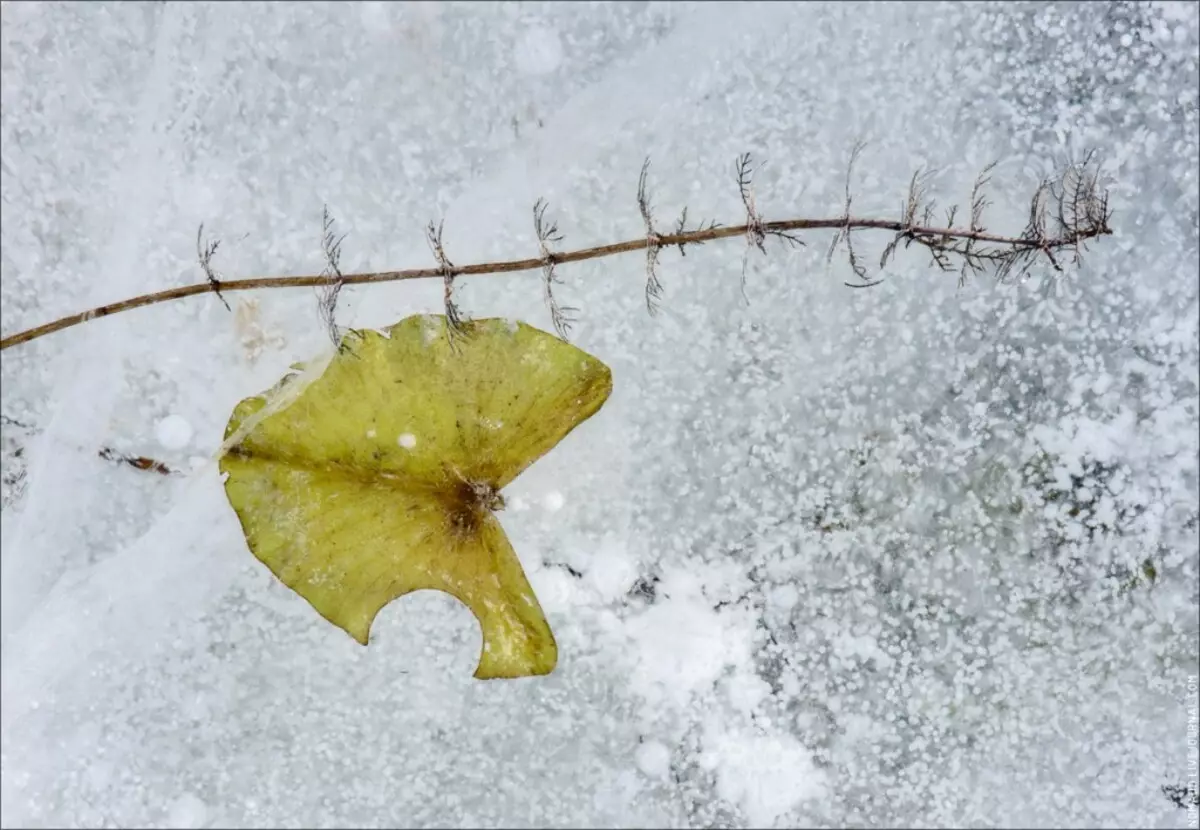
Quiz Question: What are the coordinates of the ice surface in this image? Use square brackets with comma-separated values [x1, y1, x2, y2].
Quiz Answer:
[512, 25, 564, 78]
[1, 2, 1198, 828]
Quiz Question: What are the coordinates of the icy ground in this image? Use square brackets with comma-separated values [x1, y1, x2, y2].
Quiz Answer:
[1, 2, 1198, 828]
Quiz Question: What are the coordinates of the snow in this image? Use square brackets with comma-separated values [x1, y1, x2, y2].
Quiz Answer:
[700, 722, 829, 827]
[1, 2, 1198, 828]
[165, 792, 209, 829]
[635, 739, 672, 781]
[154, 414, 194, 451]
[623, 567, 758, 712]
[583, 540, 640, 603]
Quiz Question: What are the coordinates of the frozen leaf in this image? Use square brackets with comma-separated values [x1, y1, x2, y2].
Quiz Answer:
[219, 314, 612, 678]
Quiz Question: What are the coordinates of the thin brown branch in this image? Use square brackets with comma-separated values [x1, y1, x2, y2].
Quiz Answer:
[0, 158, 1114, 351]
[0, 216, 1111, 350]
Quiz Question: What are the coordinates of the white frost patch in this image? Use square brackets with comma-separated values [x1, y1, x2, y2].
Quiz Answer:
[165, 792, 209, 829]
[513, 25, 563, 76]
[584, 540, 639, 603]
[527, 566, 580, 614]
[154, 414, 193, 450]
[1028, 410, 1136, 468]
[397, 433, 417, 449]
[541, 490, 565, 511]
[307, 567, 337, 587]
[831, 630, 893, 670]
[359, 0, 390, 34]
[508, 494, 530, 512]
[723, 671, 773, 718]
[624, 586, 754, 709]
[634, 739, 672, 781]
[481, 417, 504, 430]
[420, 317, 443, 345]
[700, 723, 827, 827]
[769, 582, 799, 612]
[520, 343, 552, 367]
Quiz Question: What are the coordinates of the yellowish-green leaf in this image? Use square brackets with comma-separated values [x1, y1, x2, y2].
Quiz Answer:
[219, 315, 612, 679]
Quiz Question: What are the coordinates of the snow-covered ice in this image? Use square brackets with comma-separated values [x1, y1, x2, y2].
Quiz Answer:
[1, 2, 1197, 828]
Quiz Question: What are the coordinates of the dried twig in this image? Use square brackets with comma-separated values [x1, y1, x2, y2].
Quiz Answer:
[873, 151, 1111, 290]
[0, 152, 1114, 351]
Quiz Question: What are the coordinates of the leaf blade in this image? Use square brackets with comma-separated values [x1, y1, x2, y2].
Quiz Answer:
[218, 314, 611, 678]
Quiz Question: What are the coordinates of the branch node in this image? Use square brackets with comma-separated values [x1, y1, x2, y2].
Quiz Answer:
[426, 219, 466, 345]
[828, 141, 871, 284]
[674, 207, 690, 256]
[735, 153, 769, 304]
[638, 157, 665, 316]
[533, 198, 576, 340]
[196, 223, 231, 312]
[317, 205, 348, 349]
[673, 207, 722, 257]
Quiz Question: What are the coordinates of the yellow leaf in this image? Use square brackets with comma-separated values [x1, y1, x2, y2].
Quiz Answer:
[219, 315, 612, 678]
